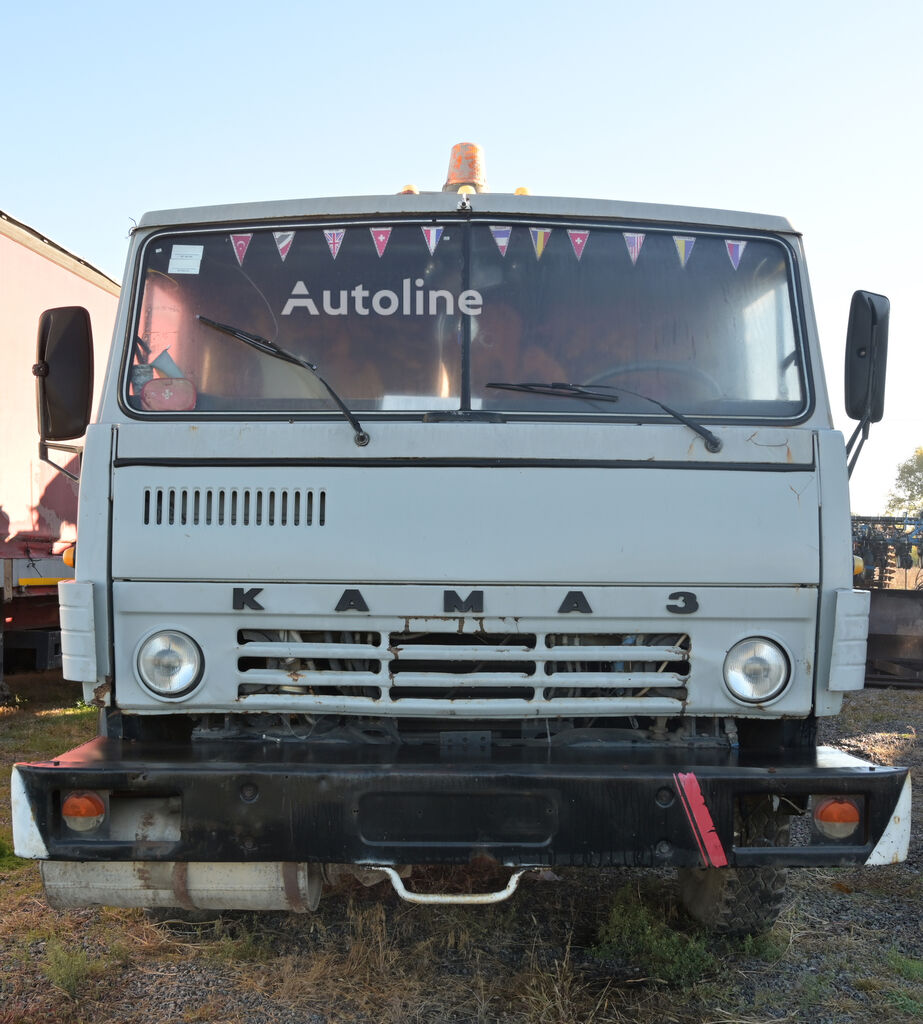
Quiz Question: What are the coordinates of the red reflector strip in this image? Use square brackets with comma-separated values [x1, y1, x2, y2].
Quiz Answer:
[674, 772, 729, 868]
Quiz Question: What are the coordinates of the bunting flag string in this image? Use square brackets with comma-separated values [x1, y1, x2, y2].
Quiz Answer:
[370, 227, 392, 257]
[623, 233, 645, 265]
[324, 229, 345, 260]
[422, 225, 444, 255]
[273, 231, 295, 261]
[725, 240, 747, 270]
[230, 234, 252, 266]
[490, 225, 512, 256]
[567, 229, 590, 261]
[673, 236, 695, 268]
[530, 227, 552, 259]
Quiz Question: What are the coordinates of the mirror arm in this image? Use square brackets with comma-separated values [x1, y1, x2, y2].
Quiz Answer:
[38, 441, 83, 482]
[846, 419, 870, 478]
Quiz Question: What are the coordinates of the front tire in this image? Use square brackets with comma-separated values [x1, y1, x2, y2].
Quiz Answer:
[678, 803, 789, 936]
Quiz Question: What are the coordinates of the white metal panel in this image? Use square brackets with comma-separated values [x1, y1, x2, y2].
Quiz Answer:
[57, 580, 97, 683]
[865, 775, 911, 865]
[112, 461, 820, 587]
[111, 581, 817, 716]
[827, 589, 870, 691]
[41, 861, 322, 911]
[11, 767, 49, 859]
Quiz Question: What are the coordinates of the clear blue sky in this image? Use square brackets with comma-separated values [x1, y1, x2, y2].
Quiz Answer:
[3, 0, 919, 512]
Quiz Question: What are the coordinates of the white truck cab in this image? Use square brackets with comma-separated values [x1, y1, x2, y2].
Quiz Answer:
[15, 145, 907, 934]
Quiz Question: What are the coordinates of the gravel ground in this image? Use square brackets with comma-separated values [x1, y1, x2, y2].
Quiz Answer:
[1, 682, 920, 1024]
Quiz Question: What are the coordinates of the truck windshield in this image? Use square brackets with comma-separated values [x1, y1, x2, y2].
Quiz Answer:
[126, 219, 805, 418]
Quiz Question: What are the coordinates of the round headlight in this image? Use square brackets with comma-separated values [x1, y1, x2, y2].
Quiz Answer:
[723, 638, 790, 704]
[137, 630, 203, 698]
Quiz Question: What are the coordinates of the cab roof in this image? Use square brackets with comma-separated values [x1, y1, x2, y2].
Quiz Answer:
[137, 191, 796, 236]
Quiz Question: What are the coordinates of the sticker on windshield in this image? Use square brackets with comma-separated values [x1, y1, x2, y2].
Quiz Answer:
[674, 236, 696, 267]
[530, 227, 551, 259]
[167, 244, 204, 275]
[273, 231, 295, 261]
[370, 227, 392, 257]
[324, 229, 345, 259]
[490, 225, 511, 256]
[623, 233, 645, 265]
[725, 240, 747, 270]
[421, 225, 443, 255]
[567, 229, 589, 261]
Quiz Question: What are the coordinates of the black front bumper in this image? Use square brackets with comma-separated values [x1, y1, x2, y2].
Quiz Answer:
[15, 737, 909, 868]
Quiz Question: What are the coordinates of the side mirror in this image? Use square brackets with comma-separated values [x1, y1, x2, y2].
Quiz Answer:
[34, 306, 94, 442]
[845, 290, 889, 422]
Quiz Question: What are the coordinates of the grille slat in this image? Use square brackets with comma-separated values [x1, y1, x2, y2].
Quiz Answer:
[236, 628, 690, 711]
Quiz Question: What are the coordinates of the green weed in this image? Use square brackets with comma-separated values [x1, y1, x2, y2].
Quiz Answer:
[885, 990, 923, 1018]
[594, 884, 715, 987]
[42, 937, 96, 999]
[0, 837, 25, 872]
[887, 950, 923, 984]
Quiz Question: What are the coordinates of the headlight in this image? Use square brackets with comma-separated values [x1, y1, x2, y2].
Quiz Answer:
[723, 638, 790, 703]
[137, 630, 203, 698]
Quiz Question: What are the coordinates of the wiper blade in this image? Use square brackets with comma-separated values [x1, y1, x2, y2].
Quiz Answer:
[486, 380, 722, 453]
[196, 315, 369, 447]
[486, 381, 621, 403]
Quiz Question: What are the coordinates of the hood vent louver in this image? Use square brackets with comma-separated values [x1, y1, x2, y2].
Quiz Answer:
[142, 487, 326, 528]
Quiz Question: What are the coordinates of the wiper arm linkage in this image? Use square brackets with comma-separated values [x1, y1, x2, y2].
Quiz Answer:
[196, 315, 369, 446]
[486, 380, 722, 453]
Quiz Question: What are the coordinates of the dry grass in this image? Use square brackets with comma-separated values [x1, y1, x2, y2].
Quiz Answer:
[1, 675, 921, 1024]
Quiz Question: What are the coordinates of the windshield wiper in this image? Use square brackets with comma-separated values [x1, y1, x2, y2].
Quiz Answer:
[486, 380, 722, 453]
[196, 315, 369, 446]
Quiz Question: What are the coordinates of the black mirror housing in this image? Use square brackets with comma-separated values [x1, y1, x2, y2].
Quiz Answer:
[35, 306, 94, 441]
[844, 290, 889, 422]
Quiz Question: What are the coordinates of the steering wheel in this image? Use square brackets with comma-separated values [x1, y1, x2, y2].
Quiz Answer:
[585, 360, 723, 397]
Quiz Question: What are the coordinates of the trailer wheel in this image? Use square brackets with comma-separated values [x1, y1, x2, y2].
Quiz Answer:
[678, 805, 789, 936]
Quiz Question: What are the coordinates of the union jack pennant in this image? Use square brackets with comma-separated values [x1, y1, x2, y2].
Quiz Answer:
[674, 236, 696, 267]
[324, 229, 345, 259]
[567, 229, 590, 261]
[273, 231, 295, 261]
[623, 233, 645, 265]
[490, 225, 512, 256]
[530, 227, 552, 259]
[230, 234, 252, 266]
[725, 240, 747, 270]
[421, 225, 443, 255]
[370, 227, 392, 257]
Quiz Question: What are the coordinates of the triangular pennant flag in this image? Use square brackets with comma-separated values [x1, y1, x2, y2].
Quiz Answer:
[530, 227, 552, 259]
[725, 240, 747, 270]
[673, 236, 696, 268]
[273, 231, 295, 261]
[370, 227, 392, 257]
[324, 229, 345, 259]
[567, 229, 590, 261]
[623, 233, 645, 265]
[490, 225, 512, 256]
[230, 234, 252, 266]
[422, 225, 443, 255]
